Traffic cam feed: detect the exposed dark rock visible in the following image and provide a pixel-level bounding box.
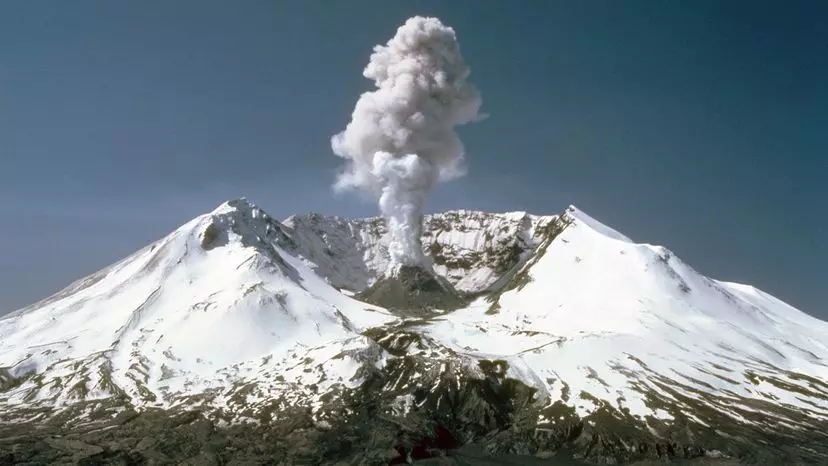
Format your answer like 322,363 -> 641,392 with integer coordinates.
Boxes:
357,265 -> 467,314
200,223 -> 221,250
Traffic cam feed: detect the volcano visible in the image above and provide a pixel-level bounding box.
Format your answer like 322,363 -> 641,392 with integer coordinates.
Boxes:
356,264 -> 467,314
1,199 -> 827,465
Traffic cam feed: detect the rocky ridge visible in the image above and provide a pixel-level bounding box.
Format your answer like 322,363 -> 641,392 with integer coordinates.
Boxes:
1,199 -> 827,465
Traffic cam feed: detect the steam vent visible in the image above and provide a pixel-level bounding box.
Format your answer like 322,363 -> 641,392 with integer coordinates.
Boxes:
357,265 -> 466,314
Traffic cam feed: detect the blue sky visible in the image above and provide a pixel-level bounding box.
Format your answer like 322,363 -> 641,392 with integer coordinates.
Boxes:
0,1 -> 825,317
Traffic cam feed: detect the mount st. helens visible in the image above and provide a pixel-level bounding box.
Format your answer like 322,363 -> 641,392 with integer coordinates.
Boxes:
1,199 -> 827,465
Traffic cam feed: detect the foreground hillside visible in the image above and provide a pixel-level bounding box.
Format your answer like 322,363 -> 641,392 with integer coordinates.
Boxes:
1,199 -> 826,465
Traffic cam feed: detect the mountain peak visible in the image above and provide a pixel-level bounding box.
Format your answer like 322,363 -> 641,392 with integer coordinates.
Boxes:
211,197 -> 258,214
197,198 -> 287,252
565,204 -> 633,242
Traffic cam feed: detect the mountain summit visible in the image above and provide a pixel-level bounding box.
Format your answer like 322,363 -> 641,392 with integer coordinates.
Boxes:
1,199 -> 827,464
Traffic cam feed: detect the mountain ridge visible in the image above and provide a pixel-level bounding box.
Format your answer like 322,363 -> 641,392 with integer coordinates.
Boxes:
1,198 -> 827,464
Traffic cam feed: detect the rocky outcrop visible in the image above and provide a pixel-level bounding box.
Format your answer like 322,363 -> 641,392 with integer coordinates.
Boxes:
357,265 -> 467,314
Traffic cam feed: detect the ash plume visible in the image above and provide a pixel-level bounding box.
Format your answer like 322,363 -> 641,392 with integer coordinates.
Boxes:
331,16 -> 483,271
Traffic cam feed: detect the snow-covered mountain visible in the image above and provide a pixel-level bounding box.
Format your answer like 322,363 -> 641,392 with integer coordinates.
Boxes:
2,198 -> 827,464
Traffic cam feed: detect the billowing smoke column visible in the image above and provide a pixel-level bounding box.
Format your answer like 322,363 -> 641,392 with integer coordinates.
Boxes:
332,16 -> 483,271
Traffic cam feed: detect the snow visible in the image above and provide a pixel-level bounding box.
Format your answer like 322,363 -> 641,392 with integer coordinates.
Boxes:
565,205 -> 633,243
284,209 -> 555,295
421,206 -> 828,420
0,199 -> 394,410
1,197 -> 827,427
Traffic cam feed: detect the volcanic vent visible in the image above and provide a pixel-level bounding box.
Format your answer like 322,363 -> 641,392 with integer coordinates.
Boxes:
356,264 -> 466,314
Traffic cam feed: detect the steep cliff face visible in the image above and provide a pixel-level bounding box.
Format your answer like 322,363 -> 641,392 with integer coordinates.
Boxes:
282,209 -> 556,295
2,199 -> 827,465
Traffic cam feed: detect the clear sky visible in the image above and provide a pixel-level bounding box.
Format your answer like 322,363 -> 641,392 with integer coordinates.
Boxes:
1,1 -> 825,318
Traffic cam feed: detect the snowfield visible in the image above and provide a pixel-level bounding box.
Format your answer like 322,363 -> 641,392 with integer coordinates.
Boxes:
1,198 -> 827,433
423,206 -> 828,420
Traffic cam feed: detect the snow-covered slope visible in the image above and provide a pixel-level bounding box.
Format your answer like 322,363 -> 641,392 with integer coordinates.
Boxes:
1,198 -> 827,462
424,206 -> 828,424
0,199 -> 393,410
